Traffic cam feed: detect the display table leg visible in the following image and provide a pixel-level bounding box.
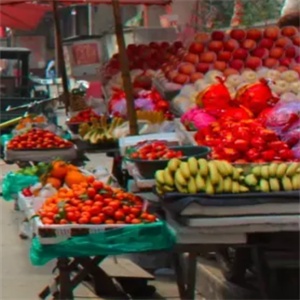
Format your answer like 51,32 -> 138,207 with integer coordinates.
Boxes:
252,247 -> 271,299
173,252 -> 198,300
57,258 -> 74,300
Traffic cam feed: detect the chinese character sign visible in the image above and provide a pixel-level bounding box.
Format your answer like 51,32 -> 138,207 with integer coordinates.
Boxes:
72,43 -> 100,66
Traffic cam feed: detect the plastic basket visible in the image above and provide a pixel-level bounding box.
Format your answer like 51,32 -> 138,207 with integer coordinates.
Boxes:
127,145 -> 211,179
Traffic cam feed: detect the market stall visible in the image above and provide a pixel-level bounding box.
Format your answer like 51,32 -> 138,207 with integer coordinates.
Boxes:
1,0 -> 300,299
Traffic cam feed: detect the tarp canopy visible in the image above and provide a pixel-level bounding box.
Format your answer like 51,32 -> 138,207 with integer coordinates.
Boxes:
0,3 -> 50,30
0,0 -> 172,5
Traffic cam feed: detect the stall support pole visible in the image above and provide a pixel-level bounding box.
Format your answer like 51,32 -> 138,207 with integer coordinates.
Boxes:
52,0 -> 70,113
112,0 -> 138,136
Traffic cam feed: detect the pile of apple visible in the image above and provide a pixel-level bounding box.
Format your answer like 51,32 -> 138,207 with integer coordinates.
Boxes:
103,41 -> 184,82
159,26 -> 300,86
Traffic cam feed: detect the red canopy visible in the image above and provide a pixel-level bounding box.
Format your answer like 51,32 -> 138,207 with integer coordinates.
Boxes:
0,0 -> 171,5
0,3 -> 50,30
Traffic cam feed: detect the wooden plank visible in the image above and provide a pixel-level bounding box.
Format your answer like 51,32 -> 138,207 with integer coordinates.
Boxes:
100,257 -> 154,279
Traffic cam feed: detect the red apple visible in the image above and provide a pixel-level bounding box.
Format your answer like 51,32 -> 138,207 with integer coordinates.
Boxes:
167,70 -> 178,81
259,38 -> 274,49
229,59 -> 244,71
211,31 -> 225,41
218,51 -> 232,62
177,48 -> 187,60
280,58 -> 292,67
285,46 -> 297,58
208,41 -> 224,52
233,48 -> 248,60
264,26 -> 280,40
263,58 -> 279,68
281,26 -> 298,37
196,62 -> 210,73
173,41 -> 183,49
189,42 -> 205,54
275,37 -> 292,48
183,53 -> 199,64
223,68 -> 239,77
224,39 -> 239,51
269,47 -> 285,59
160,41 -> 170,49
213,61 -> 227,71
199,52 -> 217,63
190,73 -> 204,83
276,66 -> 289,72
194,32 -> 210,43
230,29 -> 246,41
245,56 -> 262,70
252,48 -> 269,59
247,28 -> 262,41
292,65 -> 300,76
178,63 -> 196,75
292,35 -> 300,47
173,74 -> 190,84
242,39 -> 257,50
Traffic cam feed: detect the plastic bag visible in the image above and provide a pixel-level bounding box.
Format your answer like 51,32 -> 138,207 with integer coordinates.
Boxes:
265,101 -> 300,136
0,134 -> 13,145
282,122 -> 300,147
30,221 -> 176,266
2,172 -> 39,201
291,143 -> 300,159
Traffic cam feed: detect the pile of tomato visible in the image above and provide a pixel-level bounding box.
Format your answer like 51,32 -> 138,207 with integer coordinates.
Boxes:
7,129 -> 73,150
69,108 -> 101,123
195,119 -> 297,163
130,141 -> 183,161
38,177 -> 156,225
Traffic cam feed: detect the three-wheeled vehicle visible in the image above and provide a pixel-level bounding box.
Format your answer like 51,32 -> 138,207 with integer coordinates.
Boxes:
0,47 -> 57,130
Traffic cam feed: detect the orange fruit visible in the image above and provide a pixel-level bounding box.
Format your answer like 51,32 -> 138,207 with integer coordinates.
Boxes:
65,171 -> 87,188
50,161 -> 69,179
46,177 -> 62,189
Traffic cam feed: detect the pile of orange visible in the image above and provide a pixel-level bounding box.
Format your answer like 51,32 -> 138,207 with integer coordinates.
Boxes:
15,115 -> 47,130
44,161 -> 88,189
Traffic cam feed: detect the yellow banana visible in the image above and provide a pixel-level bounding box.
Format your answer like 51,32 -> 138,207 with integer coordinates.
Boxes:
198,158 -> 209,176
188,157 -> 198,176
180,162 -> 191,179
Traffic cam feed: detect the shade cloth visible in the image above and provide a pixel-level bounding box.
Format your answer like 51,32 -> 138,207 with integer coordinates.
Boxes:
0,3 -> 50,30
0,0 -> 171,6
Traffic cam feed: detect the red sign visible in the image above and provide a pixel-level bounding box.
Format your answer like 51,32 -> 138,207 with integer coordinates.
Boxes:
72,43 -> 100,66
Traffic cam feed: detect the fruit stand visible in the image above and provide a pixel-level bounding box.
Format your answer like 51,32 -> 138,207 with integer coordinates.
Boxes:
1,0 -> 300,298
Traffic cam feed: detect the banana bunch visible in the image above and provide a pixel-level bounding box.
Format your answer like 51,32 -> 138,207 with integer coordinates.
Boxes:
245,162 -> 300,192
155,158 -> 249,195
137,111 -> 165,124
80,117 -> 124,144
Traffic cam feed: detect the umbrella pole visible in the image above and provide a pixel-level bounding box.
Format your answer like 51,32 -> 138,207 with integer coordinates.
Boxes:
112,0 -> 138,136
52,0 -> 70,114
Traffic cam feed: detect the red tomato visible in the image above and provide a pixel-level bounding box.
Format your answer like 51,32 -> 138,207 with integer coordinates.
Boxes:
102,206 -> 115,217
246,148 -> 260,161
87,188 -> 96,199
90,216 -> 102,224
251,137 -> 265,150
78,217 -> 89,224
90,206 -> 101,216
278,149 -> 294,160
261,150 -> 276,162
130,207 -> 141,216
94,194 -> 104,202
92,181 -> 104,190
108,200 -> 121,210
60,219 -> 68,224
105,219 -> 115,224
233,139 -> 249,152
269,141 -> 289,151
146,214 -> 156,222
131,218 -> 142,224
66,212 -> 77,222
114,210 -> 125,220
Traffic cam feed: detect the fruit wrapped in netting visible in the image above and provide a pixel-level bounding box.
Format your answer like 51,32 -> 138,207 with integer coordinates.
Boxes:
264,101 -> 300,147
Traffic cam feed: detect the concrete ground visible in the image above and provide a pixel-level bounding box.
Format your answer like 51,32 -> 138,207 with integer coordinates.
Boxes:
0,116 -> 203,300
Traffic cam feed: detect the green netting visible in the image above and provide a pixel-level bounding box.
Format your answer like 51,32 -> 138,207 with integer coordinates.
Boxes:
0,134 -> 13,145
30,221 -> 176,266
2,172 -> 39,201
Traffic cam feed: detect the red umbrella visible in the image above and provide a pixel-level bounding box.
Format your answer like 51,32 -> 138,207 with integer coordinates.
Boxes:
0,3 -> 50,30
